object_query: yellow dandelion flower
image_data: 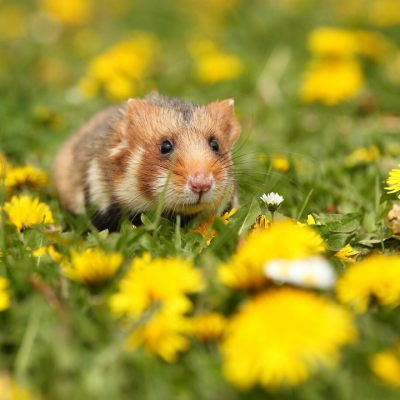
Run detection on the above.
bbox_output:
[127,307,193,363]
[345,145,380,167]
[3,195,54,231]
[336,254,400,313]
[77,76,99,98]
[0,277,10,311]
[248,214,271,237]
[354,30,393,62]
[110,253,204,319]
[188,40,243,84]
[300,57,363,105]
[63,248,123,285]
[219,220,325,291]
[5,165,49,195]
[334,244,359,265]
[196,52,244,84]
[221,288,357,389]
[272,155,289,172]
[386,164,400,198]
[297,214,322,227]
[192,208,235,246]
[38,0,92,25]
[193,312,226,343]
[368,0,400,27]
[308,27,358,57]
[103,76,135,102]
[370,349,400,386]
[192,215,217,245]
[80,33,159,101]
[32,245,63,262]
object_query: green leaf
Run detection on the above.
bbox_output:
[319,213,362,233]
[229,196,261,236]
[310,224,330,237]
[141,213,153,226]
[325,233,354,251]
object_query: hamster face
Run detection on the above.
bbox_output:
[111,99,241,217]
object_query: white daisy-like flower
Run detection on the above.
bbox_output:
[264,257,336,289]
[260,192,284,212]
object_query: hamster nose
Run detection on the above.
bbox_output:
[189,176,213,193]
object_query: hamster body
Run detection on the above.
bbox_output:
[53,93,241,231]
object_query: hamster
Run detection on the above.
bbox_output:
[52,93,241,231]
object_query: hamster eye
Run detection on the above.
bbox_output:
[209,139,219,153]
[160,140,174,155]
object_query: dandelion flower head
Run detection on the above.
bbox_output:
[187,40,244,84]
[192,208,235,245]
[370,348,400,387]
[299,58,363,105]
[218,220,325,291]
[368,0,400,27]
[345,145,380,167]
[272,155,289,172]
[127,307,193,363]
[63,248,123,285]
[4,165,49,196]
[0,277,10,312]
[110,253,204,319]
[336,254,400,313]
[248,214,271,237]
[79,33,159,101]
[39,0,92,25]
[308,27,358,57]
[33,245,63,262]
[221,288,357,389]
[334,244,359,265]
[297,214,321,227]
[193,312,227,343]
[385,164,400,198]
[3,195,54,231]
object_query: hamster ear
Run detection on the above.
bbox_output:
[124,98,155,134]
[207,99,241,146]
[127,98,152,119]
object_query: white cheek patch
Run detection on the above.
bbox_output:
[109,140,128,158]
[152,172,169,197]
[87,159,110,212]
[115,147,154,213]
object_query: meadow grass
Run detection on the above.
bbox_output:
[1,0,400,399]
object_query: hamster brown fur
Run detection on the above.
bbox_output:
[53,93,241,231]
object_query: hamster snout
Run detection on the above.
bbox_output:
[187,174,214,194]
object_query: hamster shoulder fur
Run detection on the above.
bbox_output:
[52,93,241,231]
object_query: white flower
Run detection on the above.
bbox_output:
[260,192,284,212]
[264,257,336,289]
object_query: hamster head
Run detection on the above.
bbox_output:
[109,97,241,217]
